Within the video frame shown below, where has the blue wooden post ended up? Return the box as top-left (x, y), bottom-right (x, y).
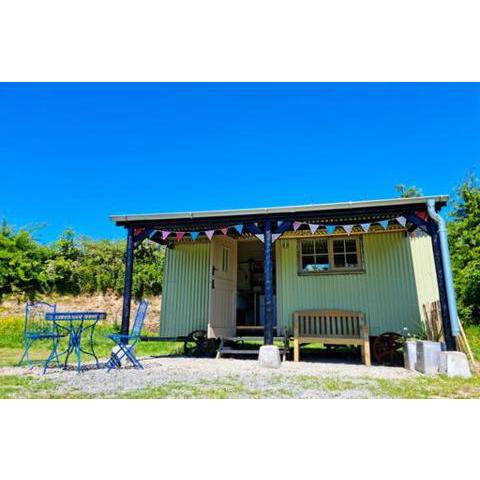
top-left (263, 220), bottom-right (274, 345)
top-left (120, 227), bottom-right (134, 341)
top-left (427, 219), bottom-right (455, 350)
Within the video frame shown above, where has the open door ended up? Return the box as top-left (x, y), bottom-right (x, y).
top-left (208, 235), bottom-right (237, 338)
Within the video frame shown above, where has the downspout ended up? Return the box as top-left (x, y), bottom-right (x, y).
top-left (426, 199), bottom-right (460, 336)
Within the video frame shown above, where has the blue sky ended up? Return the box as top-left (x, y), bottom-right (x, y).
top-left (1, 83), bottom-right (479, 242)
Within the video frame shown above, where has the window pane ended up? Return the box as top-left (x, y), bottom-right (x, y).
top-left (301, 240), bottom-right (314, 255)
top-left (315, 254), bottom-right (330, 271)
top-left (346, 254), bottom-right (358, 268)
top-left (345, 239), bottom-right (357, 252)
top-left (334, 254), bottom-right (346, 268)
top-left (302, 256), bottom-right (316, 271)
top-left (315, 239), bottom-right (328, 254)
top-left (333, 239), bottom-right (345, 253)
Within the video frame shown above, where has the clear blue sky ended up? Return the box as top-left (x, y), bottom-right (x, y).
top-left (1, 83), bottom-right (479, 242)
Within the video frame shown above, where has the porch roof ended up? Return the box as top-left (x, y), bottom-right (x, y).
top-left (110, 195), bottom-right (448, 231)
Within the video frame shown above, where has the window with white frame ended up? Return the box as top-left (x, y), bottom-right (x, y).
top-left (298, 237), bottom-right (364, 273)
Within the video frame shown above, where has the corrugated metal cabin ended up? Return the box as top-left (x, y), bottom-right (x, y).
top-left (111, 195), bottom-right (459, 352)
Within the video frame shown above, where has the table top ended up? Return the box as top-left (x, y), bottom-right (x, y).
top-left (45, 311), bottom-right (107, 321)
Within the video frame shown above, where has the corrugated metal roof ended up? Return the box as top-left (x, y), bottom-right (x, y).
top-left (111, 195), bottom-right (448, 225)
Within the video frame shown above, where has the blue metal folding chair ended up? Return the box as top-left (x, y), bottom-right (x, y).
top-left (105, 300), bottom-right (149, 371)
top-left (19, 301), bottom-right (63, 373)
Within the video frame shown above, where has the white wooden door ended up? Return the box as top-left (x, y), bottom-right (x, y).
top-left (208, 235), bottom-right (237, 338)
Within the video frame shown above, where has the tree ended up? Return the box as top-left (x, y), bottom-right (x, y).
top-left (395, 184), bottom-right (423, 198)
top-left (448, 174), bottom-right (480, 324)
top-left (0, 223), bottom-right (50, 301)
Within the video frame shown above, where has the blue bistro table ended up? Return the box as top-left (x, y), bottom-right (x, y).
top-left (45, 311), bottom-right (106, 373)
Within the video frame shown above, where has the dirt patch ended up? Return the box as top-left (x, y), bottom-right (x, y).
top-left (0, 295), bottom-right (161, 333)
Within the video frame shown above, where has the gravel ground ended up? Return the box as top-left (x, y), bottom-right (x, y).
top-left (0, 356), bottom-right (419, 398)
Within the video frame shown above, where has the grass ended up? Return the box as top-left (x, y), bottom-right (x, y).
top-left (0, 316), bottom-right (183, 368)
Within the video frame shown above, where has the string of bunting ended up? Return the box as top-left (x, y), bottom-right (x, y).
top-left (159, 214), bottom-right (417, 243)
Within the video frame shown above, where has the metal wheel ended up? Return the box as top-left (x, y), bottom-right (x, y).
top-left (373, 332), bottom-right (404, 365)
top-left (183, 330), bottom-right (218, 358)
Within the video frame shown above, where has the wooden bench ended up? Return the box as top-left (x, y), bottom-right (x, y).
top-left (293, 310), bottom-right (371, 366)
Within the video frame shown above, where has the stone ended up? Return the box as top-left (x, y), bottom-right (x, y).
top-left (416, 341), bottom-right (441, 375)
top-left (403, 341), bottom-right (417, 371)
top-left (439, 351), bottom-right (471, 378)
top-left (258, 345), bottom-right (281, 368)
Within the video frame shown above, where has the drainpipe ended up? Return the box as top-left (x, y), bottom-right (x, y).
top-left (426, 199), bottom-right (460, 336)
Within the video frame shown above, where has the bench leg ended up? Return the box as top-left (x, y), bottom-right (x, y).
top-left (362, 340), bottom-right (371, 366)
top-left (293, 338), bottom-right (300, 362)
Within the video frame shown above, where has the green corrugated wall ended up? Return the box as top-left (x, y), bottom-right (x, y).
top-left (160, 241), bottom-right (211, 337)
top-left (159, 231), bottom-right (439, 338)
top-left (408, 230), bottom-right (439, 322)
top-left (275, 232), bottom-right (427, 336)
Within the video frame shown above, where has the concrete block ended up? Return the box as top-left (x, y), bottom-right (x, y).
top-left (403, 341), bottom-right (417, 371)
top-left (416, 341), bottom-right (441, 375)
top-left (439, 351), bottom-right (471, 378)
top-left (258, 345), bottom-right (281, 369)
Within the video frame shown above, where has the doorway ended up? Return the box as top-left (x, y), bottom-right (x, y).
top-left (236, 239), bottom-right (276, 335)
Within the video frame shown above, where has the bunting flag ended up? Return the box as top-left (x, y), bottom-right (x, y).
top-left (415, 210), bottom-right (428, 221)
top-left (161, 217), bottom-right (405, 243)
top-left (379, 220), bottom-right (389, 230)
top-left (293, 221), bottom-right (302, 231)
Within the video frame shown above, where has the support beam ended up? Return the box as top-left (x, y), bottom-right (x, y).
top-left (263, 220), bottom-right (274, 345)
top-left (427, 219), bottom-right (455, 350)
top-left (120, 227), bottom-right (135, 341)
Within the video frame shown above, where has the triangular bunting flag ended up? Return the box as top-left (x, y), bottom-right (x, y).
top-left (255, 234), bottom-right (265, 243)
top-left (396, 216), bottom-right (407, 228)
top-left (161, 230), bottom-right (171, 240)
top-left (326, 225), bottom-right (335, 235)
top-left (190, 232), bottom-right (199, 241)
top-left (380, 220), bottom-right (389, 230)
top-left (272, 233), bottom-right (281, 243)
top-left (415, 210), bottom-right (428, 221)
top-left (220, 227), bottom-right (229, 235)
top-left (148, 229), bottom-right (157, 239)
top-left (343, 225), bottom-right (353, 235)
top-left (309, 224), bottom-right (319, 234)
top-left (361, 223), bottom-right (370, 232)
top-left (205, 230), bottom-right (215, 240)
top-left (293, 221), bottom-right (302, 231)
top-left (176, 232), bottom-right (185, 241)
top-left (234, 224), bottom-right (243, 234)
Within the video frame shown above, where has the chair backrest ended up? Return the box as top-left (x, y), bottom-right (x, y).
top-left (293, 309), bottom-right (364, 339)
top-left (24, 301), bottom-right (56, 336)
top-left (130, 300), bottom-right (149, 340)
